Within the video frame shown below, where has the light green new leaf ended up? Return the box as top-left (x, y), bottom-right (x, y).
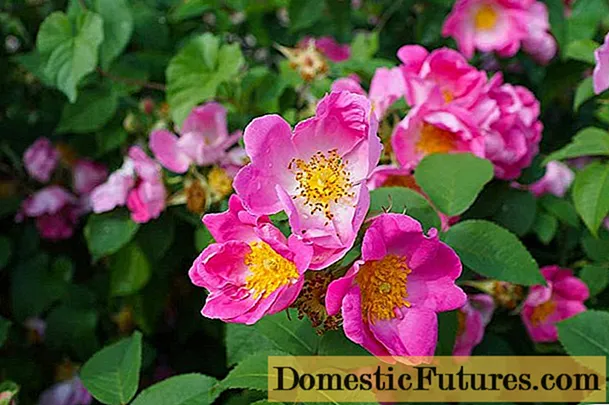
top-left (84, 211), bottom-right (140, 261)
top-left (57, 85), bottom-right (119, 133)
top-left (131, 374), bottom-right (219, 405)
top-left (572, 162), bottom-right (609, 236)
top-left (573, 77), bottom-right (595, 111)
top-left (369, 187), bottom-right (441, 232)
top-left (94, 0), bottom-right (133, 69)
top-left (544, 127), bottom-right (609, 164)
top-left (444, 220), bottom-right (544, 285)
top-left (580, 265), bottom-right (609, 297)
top-left (350, 31), bottom-right (379, 61)
top-left (80, 331), bottom-right (142, 405)
top-left (415, 153), bottom-right (494, 216)
top-left (166, 33), bottom-right (244, 124)
top-left (565, 39), bottom-right (599, 64)
top-left (532, 212), bottom-right (558, 244)
top-left (109, 243), bottom-right (151, 297)
top-left (36, 11), bottom-right (104, 102)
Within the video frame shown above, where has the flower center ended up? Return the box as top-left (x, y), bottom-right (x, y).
top-left (474, 4), bottom-right (498, 31)
top-left (356, 254), bottom-right (412, 323)
top-left (416, 123), bottom-right (456, 155)
top-left (457, 310), bottom-right (467, 337)
top-left (530, 300), bottom-right (556, 326)
top-left (244, 242), bottom-right (299, 298)
top-left (442, 89), bottom-right (454, 103)
top-left (290, 149), bottom-right (354, 222)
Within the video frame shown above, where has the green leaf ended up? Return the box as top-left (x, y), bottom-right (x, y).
top-left (253, 309), bottom-right (318, 355)
top-left (573, 77), bottom-right (595, 111)
top-left (56, 85), bottom-right (119, 133)
top-left (492, 189), bottom-right (537, 236)
top-left (350, 32), bottom-right (378, 61)
top-left (435, 310), bottom-right (458, 356)
top-left (36, 11), bottom-right (104, 102)
top-left (565, 39), bottom-right (599, 64)
top-left (415, 153), bottom-right (494, 216)
top-left (0, 316), bottom-right (11, 348)
top-left (109, 243), bottom-right (151, 297)
top-left (580, 265), bottom-right (609, 297)
top-left (539, 194), bottom-right (580, 227)
top-left (219, 351), bottom-right (288, 392)
top-left (582, 231), bottom-right (609, 262)
top-left (166, 33), bottom-right (244, 124)
top-left (369, 187), bottom-right (441, 232)
top-left (93, 0), bottom-right (133, 69)
top-left (45, 305), bottom-right (99, 358)
top-left (544, 127), bottom-right (609, 164)
top-left (558, 310), bottom-right (609, 370)
top-left (131, 374), bottom-right (219, 405)
top-left (0, 235), bottom-right (11, 271)
top-left (318, 330), bottom-right (370, 356)
top-left (0, 381), bottom-right (19, 405)
top-left (444, 220), bottom-right (543, 285)
top-left (547, 0), bottom-right (567, 52)
top-left (195, 226), bottom-right (214, 252)
top-left (226, 324), bottom-right (275, 367)
top-left (532, 212), bottom-right (559, 244)
top-left (136, 213), bottom-right (175, 261)
top-left (566, 0), bottom-right (609, 43)
top-left (80, 331), bottom-right (142, 405)
top-left (84, 211), bottom-right (140, 261)
top-left (572, 161), bottom-right (609, 236)
top-left (289, 0), bottom-right (325, 31)
top-left (169, 0), bottom-right (215, 22)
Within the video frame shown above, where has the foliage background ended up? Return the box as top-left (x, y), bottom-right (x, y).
top-left (1, 0), bottom-right (609, 404)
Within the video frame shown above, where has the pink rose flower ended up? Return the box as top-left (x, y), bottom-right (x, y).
top-left (593, 32), bottom-right (609, 94)
top-left (325, 213), bottom-right (466, 358)
top-left (149, 102), bottom-right (241, 173)
top-left (17, 185), bottom-right (80, 241)
top-left (90, 146), bottom-right (166, 223)
top-left (483, 74), bottom-right (543, 180)
top-left (391, 98), bottom-right (485, 169)
top-left (72, 159), bottom-right (108, 195)
top-left (528, 161), bottom-right (574, 197)
top-left (397, 46), bottom-right (488, 109)
top-left (521, 2), bottom-right (557, 65)
top-left (23, 137), bottom-right (59, 183)
top-left (521, 265), bottom-right (589, 343)
top-left (234, 91), bottom-right (382, 269)
top-left (453, 294), bottom-right (495, 357)
top-left (220, 147), bottom-right (249, 177)
top-left (38, 377), bottom-right (91, 405)
top-left (189, 195), bottom-right (313, 324)
top-left (298, 36), bottom-right (350, 62)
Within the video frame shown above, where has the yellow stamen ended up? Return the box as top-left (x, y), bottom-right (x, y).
top-left (474, 4), bottom-right (498, 31)
top-left (416, 123), bottom-right (456, 155)
top-left (245, 242), bottom-right (299, 298)
top-left (530, 300), bottom-right (556, 326)
top-left (356, 254), bottom-right (411, 323)
top-left (208, 166), bottom-right (233, 199)
top-left (290, 149), bottom-right (354, 222)
top-left (442, 89), bottom-right (454, 103)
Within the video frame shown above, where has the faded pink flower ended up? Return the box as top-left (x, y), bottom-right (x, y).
top-left (23, 137), bottom-right (59, 183)
top-left (521, 265), bottom-right (588, 343)
top-left (72, 159), bottom-right (108, 195)
top-left (483, 74), bottom-right (543, 180)
top-left (17, 185), bottom-right (79, 241)
top-left (90, 146), bottom-right (165, 223)
top-left (528, 161), bottom-right (574, 197)
top-left (38, 377), bottom-right (91, 405)
top-left (220, 147), bottom-right (249, 177)
top-left (233, 91), bottom-right (381, 269)
top-left (391, 96), bottom-right (485, 169)
top-left (299, 36), bottom-right (350, 62)
top-left (325, 214), bottom-right (466, 357)
top-left (521, 2), bottom-right (557, 65)
top-left (189, 195), bottom-right (313, 324)
top-left (593, 32), bottom-right (609, 94)
top-left (149, 102), bottom-right (241, 173)
top-left (453, 294), bottom-right (495, 357)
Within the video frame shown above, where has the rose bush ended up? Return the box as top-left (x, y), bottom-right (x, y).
top-left (1, 0), bottom-right (609, 404)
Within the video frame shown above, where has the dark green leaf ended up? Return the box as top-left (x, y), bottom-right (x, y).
top-left (131, 374), bottom-right (219, 405)
top-left (572, 161), bottom-right (609, 236)
top-left (56, 85), bottom-right (119, 133)
top-left (109, 243), bottom-right (151, 297)
top-left (289, 0), bottom-right (325, 31)
top-left (532, 212), bottom-right (559, 244)
top-left (492, 189), bottom-right (537, 236)
top-left (543, 127), bottom-right (609, 164)
top-left (94, 0), bottom-right (133, 69)
top-left (580, 265), bottom-right (609, 297)
top-left (253, 310), bottom-right (318, 355)
top-left (84, 211), bottom-right (140, 261)
top-left (226, 324), bottom-right (274, 367)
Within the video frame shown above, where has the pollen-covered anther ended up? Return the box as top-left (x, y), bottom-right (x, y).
top-left (244, 241), bottom-right (299, 298)
top-left (289, 149), bottom-right (354, 222)
top-left (356, 254), bottom-right (412, 323)
top-left (530, 300), bottom-right (556, 326)
top-left (416, 123), bottom-right (456, 155)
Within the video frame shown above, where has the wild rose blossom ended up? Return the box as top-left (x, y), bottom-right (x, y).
top-left (521, 265), bottom-right (589, 343)
top-left (189, 195), bottom-right (313, 324)
top-left (23, 137), bottom-right (59, 183)
top-left (16, 185), bottom-right (80, 240)
top-left (38, 377), bottom-right (91, 405)
top-left (91, 146), bottom-right (166, 223)
top-left (233, 91), bottom-right (381, 269)
top-left (325, 213), bottom-right (466, 357)
top-left (593, 32), bottom-right (609, 94)
top-left (528, 161), bottom-right (574, 197)
top-left (391, 94), bottom-right (486, 169)
top-left (442, 0), bottom-right (556, 64)
top-left (72, 159), bottom-right (108, 196)
top-left (298, 36), bottom-right (350, 62)
top-left (453, 294), bottom-right (495, 356)
top-left (149, 102), bottom-right (241, 173)
top-left (483, 73), bottom-right (543, 180)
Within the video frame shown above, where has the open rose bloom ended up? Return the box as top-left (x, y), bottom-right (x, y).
top-left (521, 266), bottom-right (589, 343)
top-left (189, 195), bottom-right (313, 324)
top-left (234, 91), bottom-right (381, 269)
top-left (453, 294), bottom-right (495, 356)
top-left (594, 32), bottom-right (609, 94)
top-left (325, 214), bottom-right (466, 358)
